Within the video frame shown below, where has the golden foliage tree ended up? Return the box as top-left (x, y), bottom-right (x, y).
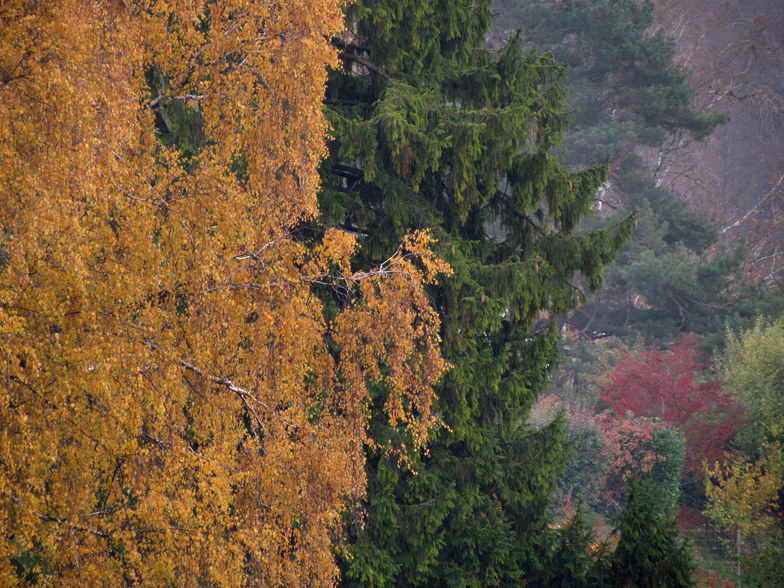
top-left (705, 448), bottom-right (783, 536)
top-left (0, 1), bottom-right (448, 584)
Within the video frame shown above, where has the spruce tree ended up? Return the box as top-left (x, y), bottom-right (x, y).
top-left (320, 1), bottom-right (633, 584)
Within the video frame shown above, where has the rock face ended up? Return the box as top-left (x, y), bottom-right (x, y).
top-left (650, 0), bottom-right (784, 283)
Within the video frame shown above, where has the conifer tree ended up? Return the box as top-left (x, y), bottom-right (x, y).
top-left (492, 0), bottom-right (728, 168)
top-left (320, 1), bottom-right (634, 584)
top-left (606, 481), bottom-right (694, 587)
top-left (490, 0), bottom-right (738, 347)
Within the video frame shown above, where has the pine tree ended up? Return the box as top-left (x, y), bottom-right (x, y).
top-left (320, 1), bottom-right (634, 584)
top-left (492, 0), bottom-right (728, 169)
top-left (490, 1), bottom-right (739, 347)
top-left (570, 159), bottom-right (749, 346)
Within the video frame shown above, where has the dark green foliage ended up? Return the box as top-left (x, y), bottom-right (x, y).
top-left (740, 537), bottom-right (784, 588)
top-left (606, 481), bottom-right (694, 587)
top-left (569, 159), bottom-right (784, 348)
top-left (10, 540), bottom-right (45, 584)
top-left (146, 68), bottom-right (206, 162)
top-left (559, 411), bottom-right (610, 507)
top-left (493, 0), bottom-right (728, 167)
top-left (321, 1), bottom-right (634, 585)
top-left (536, 509), bottom-right (611, 588)
top-left (489, 1), bottom-right (740, 348)
top-left (0, 229), bottom-right (9, 271)
top-left (344, 0), bottom-right (491, 78)
top-left (643, 427), bottom-right (686, 516)
top-left (565, 159), bottom-right (749, 346)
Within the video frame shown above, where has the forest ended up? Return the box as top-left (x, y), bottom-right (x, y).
top-left (1, 0), bottom-right (782, 586)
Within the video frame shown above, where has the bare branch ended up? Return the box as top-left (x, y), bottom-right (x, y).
top-left (721, 172), bottom-right (784, 235)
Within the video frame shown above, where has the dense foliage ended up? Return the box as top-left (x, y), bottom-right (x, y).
top-left (320, 1), bottom-right (635, 585)
top-left (6, 0), bottom-right (778, 585)
top-left (705, 319), bottom-right (784, 585)
top-left (0, 1), bottom-right (451, 584)
top-left (607, 481), bottom-right (695, 587)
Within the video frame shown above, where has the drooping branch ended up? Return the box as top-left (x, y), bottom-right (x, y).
top-left (132, 333), bottom-right (269, 428)
top-left (338, 51), bottom-right (391, 81)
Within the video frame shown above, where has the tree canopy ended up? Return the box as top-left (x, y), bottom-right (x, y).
top-left (0, 1), bottom-right (450, 584)
top-left (704, 318), bottom-right (784, 585)
top-left (320, 1), bottom-right (634, 584)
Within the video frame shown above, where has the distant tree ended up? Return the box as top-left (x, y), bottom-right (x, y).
top-left (569, 159), bottom-right (750, 346)
top-left (490, 1), bottom-right (742, 348)
top-left (492, 0), bottom-right (728, 170)
top-left (528, 396), bottom-right (612, 509)
top-left (715, 318), bottom-right (784, 585)
top-left (651, 0), bottom-right (784, 282)
top-left (598, 415), bottom-right (685, 516)
top-left (599, 337), bottom-right (740, 479)
top-left (723, 318), bottom-right (784, 455)
top-left (705, 448), bottom-right (784, 587)
top-left (606, 481), bottom-right (694, 587)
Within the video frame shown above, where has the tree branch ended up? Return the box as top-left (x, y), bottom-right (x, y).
top-left (338, 52), bottom-right (391, 81)
top-left (721, 172), bottom-right (784, 235)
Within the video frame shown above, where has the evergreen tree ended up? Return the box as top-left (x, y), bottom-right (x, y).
top-left (537, 509), bottom-right (611, 588)
top-left (606, 481), bottom-right (694, 587)
top-left (320, 1), bottom-right (633, 584)
top-left (490, 0), bottom-right (740, 347)
top-left (492, 0), bottom-right (728, 169)
top-left (571, 159), bottom-right (748, 345)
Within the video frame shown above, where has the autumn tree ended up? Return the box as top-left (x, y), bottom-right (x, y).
top-left (319, 0), bottom-right (634, 584)
top-left (599, 337), bottom-right (740, 482)
top-left (711, 318), bottom-right (784, 584)
top-left (597, 415), bottom-right (685, 516)
top-left (705, 449), bottom-right (784, 587)
top-left (0, 1), bottom-right (449, 585)
top-left (705, 449), bottom-right (783, 537)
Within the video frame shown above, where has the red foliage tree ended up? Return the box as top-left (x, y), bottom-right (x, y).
top-left (597, 414), bottom-right (671, 510)
top-left (599, 336), bottom-right (740, 476)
